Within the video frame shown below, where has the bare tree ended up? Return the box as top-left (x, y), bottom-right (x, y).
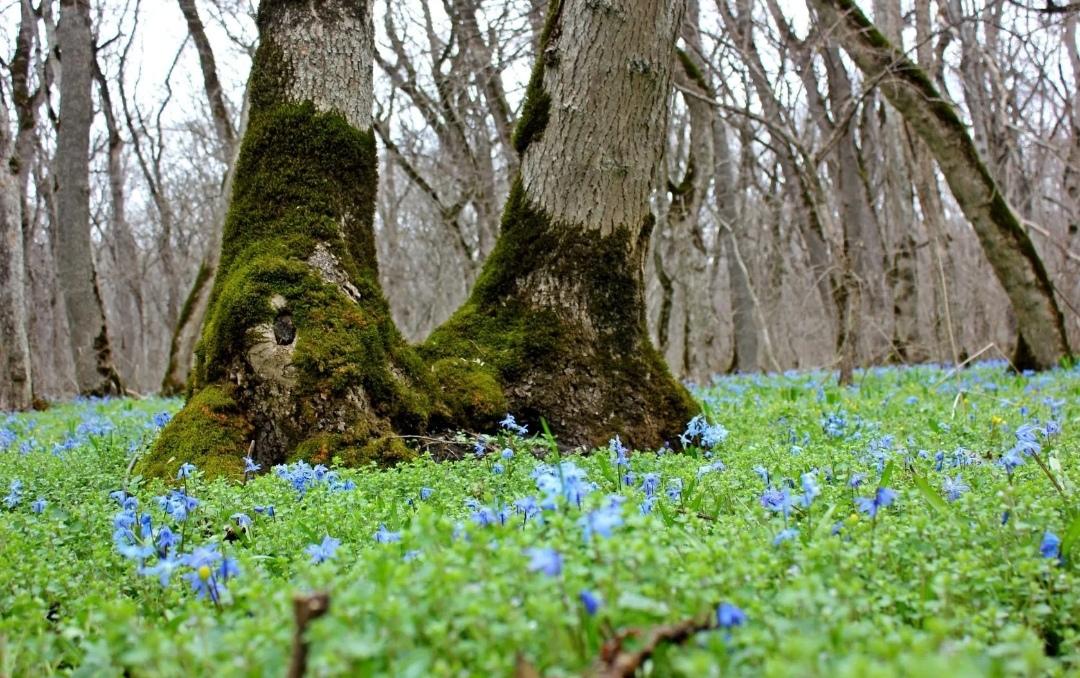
top-left (162, 0), bottom-right (243, 394)
top-left (0, 81), bottom-right (32, 410)
top-left (54, 0), bottom-right (122, 395)
top-left (810, 0), bottom-right (1071, 369)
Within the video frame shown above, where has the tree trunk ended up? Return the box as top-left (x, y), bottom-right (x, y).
top-left (810, 0), bottom-right (1071, 370)
top-left (0, 92), bottom-right (32, 410)
top-left (162, 0), bottom-right (242, 395)
top-left (140, 0), bottom-right (439, 479)
top-left (424, 0), bottom-right (697, 450)
top-left (55, 0), bottom-right (122, 396)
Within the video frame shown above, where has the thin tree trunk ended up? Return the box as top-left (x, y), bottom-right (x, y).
top-left (810, 0), bottom-right (1071, 370)
top-left (163, 0), bottom-right (242, 394)
top-left (872, 0), bottom-right (921, 363)
top-left (55, 0), bottom-right (122, 396)
top-left (425, 0), bottom-right (697, 449)
top-left (0, 91), bottom-right (32, 410)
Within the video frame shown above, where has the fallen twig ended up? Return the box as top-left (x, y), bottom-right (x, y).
top-left (288, 592), bottom-right (330, 678)
top-left (592, 614), bottom-right (714, 677)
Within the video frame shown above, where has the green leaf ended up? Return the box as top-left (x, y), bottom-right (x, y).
top-left (911, 471), bottom-right (950, 517)
top-left (1061, 513), bottom-right (1080, 563)
top-left (880, 461), bottom-right (896, 488)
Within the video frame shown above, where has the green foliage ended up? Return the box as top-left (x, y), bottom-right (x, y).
top-left (2, 362), bottom-right (1078, 675)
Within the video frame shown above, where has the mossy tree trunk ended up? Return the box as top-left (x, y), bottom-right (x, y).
top-left (424, 0), bottom-right (698, 450)
top-left (142, 0), bottom-right (436, 479)
top-left (810, 0), bottom-right (1071, 370)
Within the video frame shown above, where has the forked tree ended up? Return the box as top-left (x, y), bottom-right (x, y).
top-left (143, 0), bottom-right (696, 479)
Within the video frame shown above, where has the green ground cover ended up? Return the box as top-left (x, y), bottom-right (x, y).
top-left (1, 361), bottom-right (1077, 676)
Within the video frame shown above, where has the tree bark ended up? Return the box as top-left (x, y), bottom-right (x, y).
top-left (162, 0), bottom-right (242, 396)
top-left (809, 0), bottom-right (1071, 370)
top-left (424, 0), bottom-right (698, 450)
top-left (0, 86), bottom-right (32, 410)
top-left (141, 0), bottom-right (439, 479)
top-left (55, 0), bottom-right (122, 396)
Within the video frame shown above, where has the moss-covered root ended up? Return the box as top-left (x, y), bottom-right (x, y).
top-left (140, 0), bottom-right (436, 480)
top-left (423, 182), bottom-right (699, 451)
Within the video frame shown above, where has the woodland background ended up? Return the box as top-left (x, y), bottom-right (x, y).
top-left (1, 0), bottom-right (1077, 399)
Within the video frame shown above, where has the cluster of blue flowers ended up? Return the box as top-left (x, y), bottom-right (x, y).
top-left (107, 471), bottom-right (243, 604)
top-left (679, 414), bottom-right (729, 449)
top-left (999, 419), bottom-right (1061, 474)
top-left (273, 461), bottom-right (356, 496)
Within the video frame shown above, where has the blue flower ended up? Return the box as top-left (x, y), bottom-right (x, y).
top-left (855, 487), bottom-right (897, 519)
top-left (716, 602), bottom-right (746, 629)
top-left (821, 412), bottom-right (847, 438)
top-left (473, 436), bottom-right (488, 457)
top-left (641, 473), bottom-right (660, 497)
top-left (680, 415), bottom-right (729, 448)
top-left (176, 463), bottom-right (197, 480)
top-left (665, 478), bottom-right (683, 502)
top-left (580, 589), bottom-right (603, 615)
top-left (492, 463), bottom-right (505, 475)
top-left (420, 487), bottom-right (434, 501)
top-left (243, 456), bottom-right (261, 475)
top-left (580, 504), bottom-right (624, 542)
top-left (306, 535), bottom-right (341, 564)
top-left (140, 553), bottom-right (182, 586)
top-left (217, 557), bottom-right (240, 582)
top-left (797, 472), bottom-right (820, 507)
top-left (374, 524), bottom-right (401, 544)
top-left (31, 498), bottom-right (47, 514)
top-left (254, 505), bottom-right (276, 518)
top-left (181, 546), bottom-right (223, 602)
top-left (500, 448), bottom-right (514, 460)
top-left (941, 475), bottom-right (969, 502)
top-left (609, 436), bottom-right (629, 468)
top-left (524, 547), bottom-right (562, 577)
top-left (848, 473), bottom-right (866, 489)
top-left (157, 526), bottom-right (180, 551)
top-left (999, 448), bottom-right (1024, 474)
top-left (513, 496), bottom-right (541, 523)
top-left (1001, 510), bottom-right (1011, 525)
top-left (533, 461), bottom-right (596, 509)
top-left (773, 528), bottom-right (799, 546)
top-left (1039, 531), bottom-right (1061, 560)
top-left (231, 513), bottom-right (252, 529)
top-left (760, 488), bottom-right (793, 518)
top-left (117, 540), bottom-right (155, 563)
top-left (639, 496), bottom-right (657, 516)
top-left (4, 479), bottom-right (23, 508)
top-left (151, 411), bottom-right (172, 429)
top-left (500, 413), bottom-right (529, 436)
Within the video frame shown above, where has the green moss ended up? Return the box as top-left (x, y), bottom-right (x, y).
top-left (423, 179), bottom-right (698, 448)
top-left (676, 49), bottom-right (711, 96)
top-left (136, 385), bottom-right (250, 482)
top-left (144, 51), bottom-right (436, 477)
top-left (511, 0), bottom-right (563, 154)
top-left (162, 262), bottom-right (213, 396)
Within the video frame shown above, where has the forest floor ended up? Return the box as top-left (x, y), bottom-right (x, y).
top-left (0, 361), bottom-right (1077, 676)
